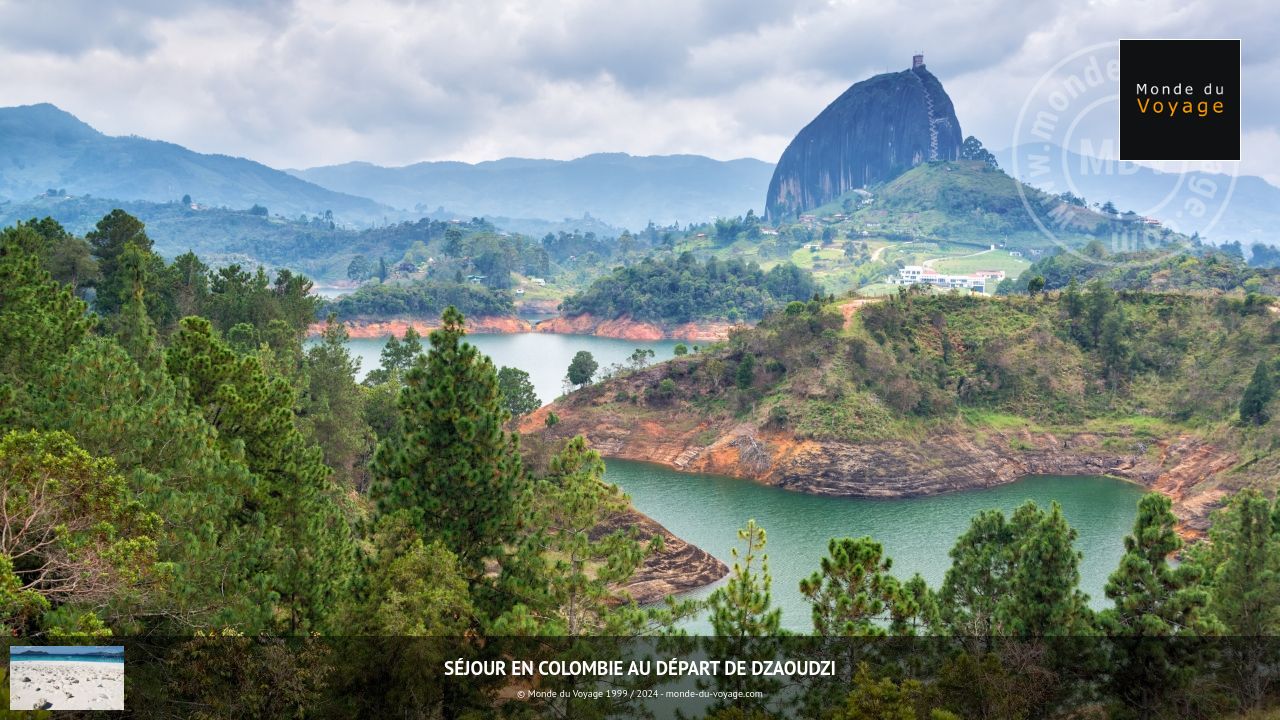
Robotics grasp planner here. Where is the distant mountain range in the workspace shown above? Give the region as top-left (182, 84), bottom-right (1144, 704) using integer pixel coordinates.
top-left (995, 144), bottom-right (1280, 250)
top-left (12, 648), bottom-right (123, 657)
top-left (289, 153), bottom-right (775, 231)
top-left (0, 104), bottom-right (392, 223)
top-left (0, 104), bottom-right (773, 232)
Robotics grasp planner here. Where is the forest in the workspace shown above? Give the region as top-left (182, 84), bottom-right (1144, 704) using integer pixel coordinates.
top-left (559, 252), bottom-right (821, 323)
top-left (6, 210), bottom-right (1280, 718)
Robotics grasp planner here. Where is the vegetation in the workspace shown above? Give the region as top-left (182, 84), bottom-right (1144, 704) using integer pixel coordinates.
top-left (327, 278), bottom-right (515, 320)
top-left (9, 208), bottom-right (1280, 717)
top-left (560, 252), bottom-right (820, 323)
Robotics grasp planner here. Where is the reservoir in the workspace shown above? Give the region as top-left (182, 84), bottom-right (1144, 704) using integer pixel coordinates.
top-left (339, 334), bottom-right (681, 406)
top-left (338, 332), bottom-right (1147, 633)
top-left (606, 460), bottom-right (1145, 633)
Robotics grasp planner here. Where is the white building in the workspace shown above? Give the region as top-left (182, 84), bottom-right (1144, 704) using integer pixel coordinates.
top-left (895, 265), bottom-right (1006, 294)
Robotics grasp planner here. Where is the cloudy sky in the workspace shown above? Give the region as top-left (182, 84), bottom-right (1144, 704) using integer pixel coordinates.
top-left (2, 0), bottom-right (1278, 182)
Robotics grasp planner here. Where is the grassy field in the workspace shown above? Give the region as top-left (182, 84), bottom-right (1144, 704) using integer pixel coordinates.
top-left (931, 249), bottom-right (1030, 276)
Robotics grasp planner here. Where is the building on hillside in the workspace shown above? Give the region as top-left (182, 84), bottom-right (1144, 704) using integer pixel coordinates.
top-left (894, 265), bottom-right (1005, 294)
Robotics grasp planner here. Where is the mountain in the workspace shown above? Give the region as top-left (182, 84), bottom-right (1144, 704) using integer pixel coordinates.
top-left (766, 59), bottom-right (963, 221)
top-left (0, 104), bottom-right (392, 223)
top-left (994, 143), bottom-right (1280, 250)
top-left (290, 153), bottom-right (775, 231)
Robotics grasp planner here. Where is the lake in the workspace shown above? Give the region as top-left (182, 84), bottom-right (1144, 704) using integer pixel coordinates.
top-left (338, 334), bottom-right (682, 406)
top-left (336, 332), bottom-right (1146, 633)
top-left (606, 460), bottom-right (1145, 633)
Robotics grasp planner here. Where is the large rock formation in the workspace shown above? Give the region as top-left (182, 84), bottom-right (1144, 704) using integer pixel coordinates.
top-left (765, 59), bottom-right (963, 220)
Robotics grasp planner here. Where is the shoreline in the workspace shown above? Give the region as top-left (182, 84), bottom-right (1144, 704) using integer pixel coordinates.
top-left (520, 393), bottom-right (1235, 541)
top-left (312, 314), bottom-right (740, 342)
top-left (10, 660), bottom-right (124, 711)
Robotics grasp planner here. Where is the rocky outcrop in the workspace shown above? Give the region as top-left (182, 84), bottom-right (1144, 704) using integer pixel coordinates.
top-left (315, 315), bottom-right (531, 338)
top-left (603, 508), bottom-right (728, 603)
top-left (766, 61), bottom-right (962, 220)
top-left (521, 401), bottom-right (1238, 541)
top-left (534, 314), bottom-right (742, 342)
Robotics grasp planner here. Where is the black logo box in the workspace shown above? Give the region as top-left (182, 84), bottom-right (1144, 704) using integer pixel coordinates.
top-left (1120, 39), bottom-right (1240, 161)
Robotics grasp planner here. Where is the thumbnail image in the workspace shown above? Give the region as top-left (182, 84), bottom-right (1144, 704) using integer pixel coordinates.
top-left (9, 646), bottom-right (124, 711)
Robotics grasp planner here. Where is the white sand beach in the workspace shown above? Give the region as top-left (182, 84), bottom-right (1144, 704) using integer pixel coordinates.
top-left (10, 661), bottom-right (124, 711)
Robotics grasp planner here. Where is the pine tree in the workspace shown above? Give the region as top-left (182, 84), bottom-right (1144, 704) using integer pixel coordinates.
top-left (167, 317), bottom-right (356, 632)
top-left (1100, 493), bottom-right (1218, 717)
top-left (112, 242), bottom-right (163, 371)
top-left (0, 226), bottom-right (95, 425)
top-left (86, 209), bottom-right (152, 315)
top-left (1194, 490), bottom-right (1280, 710)
top-left (370, 307), bottom-right (526, 570)
top-left (1102, 493), bottom-right (1213, 635)
top-left (707, 519), bottom-right (782, 638)
top-left (1202, 490), bottom-right (1280, 636)
top-left (801, 536), bottom-right (934, 636)
top-left (36, 336), bottom-right (272, 631)
top-left (1239, 360), bottom-right (1274, 425)
top-left (300, 315), bottom-right (375, 489)
top-left (939, 509), bottom-right (1017, 636)
top-left (996, 502), bottom-right (1093, 636)
top-left (494, 436), bottom-right (666, 635)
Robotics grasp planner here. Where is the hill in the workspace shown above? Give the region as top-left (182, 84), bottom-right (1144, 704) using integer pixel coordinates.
top-left (290, 153), bottom-right (775, 231)
top-left (995, 143), bottom-right (1280, 250)
top-left (524, 291), bottom-right (1280, 535)
top-left (0, 195), bottom-right (492, 282)
top-left (1007, 242), bottom-right (1280, 295)
top-left (0, 103), bottom-right (391, 223)
top-left (766, 60), bottom-right (962, 221)
top-left (802, 160), bottom-right (1156, 259)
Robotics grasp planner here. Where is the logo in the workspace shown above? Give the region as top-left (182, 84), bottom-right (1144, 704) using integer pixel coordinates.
top-left (1011, 41), bottom-right (1238, 266)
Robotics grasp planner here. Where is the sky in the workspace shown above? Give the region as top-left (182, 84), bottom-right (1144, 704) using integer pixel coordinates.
top-left (2, 0), bottom-right (1278, 183)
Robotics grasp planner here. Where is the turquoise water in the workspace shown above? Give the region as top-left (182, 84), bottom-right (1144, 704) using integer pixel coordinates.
top-left (334, 332), bottom-right (1146, 634)
top-left (604, 461), bottom-right (1147, 633)
top-left (338, 334), bottom-right (681, 406)
top-left (11, 656), bottom-right (124, 664)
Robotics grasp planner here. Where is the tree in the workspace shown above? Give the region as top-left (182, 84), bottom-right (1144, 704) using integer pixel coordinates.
top-left (996, 502), bottom-right (1093, 637)
top-left (628, 347), bottom-right (655, 370)
top-left (800, 536), bottom-right (937, 636)
top-left (939, 509), bottom-right (1016, 637)
top-left (497, 366), bottom-right (540, 417)
top-left (301, 315), bottom-right (375, 489)
top-left (1193, 490), bottom-right (1280, 709)
top-left (1027, 275), bottom-right (1046, 297)
top-left (347, 254), bottom-right (374, 282)
top-left (378, 256), bottom-right (388, 283)
top-left (1239, 360), bottom-right (1273, 425)
top-left (86, 209), bottom-right (152, 315)
top-left (370, 307), bottom-right (527, 571)
top-left (959, 136), bottom-right (998, 168)
top-left (499, 437), bottom-right (666, 635)
top-left (707, 519), bottom-right (782, 638)
top-left (0, 430), bottom-right (159, 631)
top-left (736, 353), bottom-right (756, 390)
top-left (1100, 493), bottom-right (1218, 717)
top-left (567, 350), bottom-right (598, 388)
top-left (379, 326), bottom-right (423, 376)
top-left (674, 343), bottom-right (689, 357)
top-left (166, 317), bottom-right (356, 632)
top-left (341, 512), bottom-right (473, 635)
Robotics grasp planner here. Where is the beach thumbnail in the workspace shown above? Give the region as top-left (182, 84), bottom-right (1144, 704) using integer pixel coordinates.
top-left (9, 646), bottom-right (124, 711)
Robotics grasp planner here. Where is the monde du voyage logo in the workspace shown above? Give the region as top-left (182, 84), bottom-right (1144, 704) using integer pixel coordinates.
top-left (1120, 39), bottom-right (1241, 161)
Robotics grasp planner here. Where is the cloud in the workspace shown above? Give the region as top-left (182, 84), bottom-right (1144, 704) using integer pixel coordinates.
top-left (0, 0), bottom-right (1276, 176)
